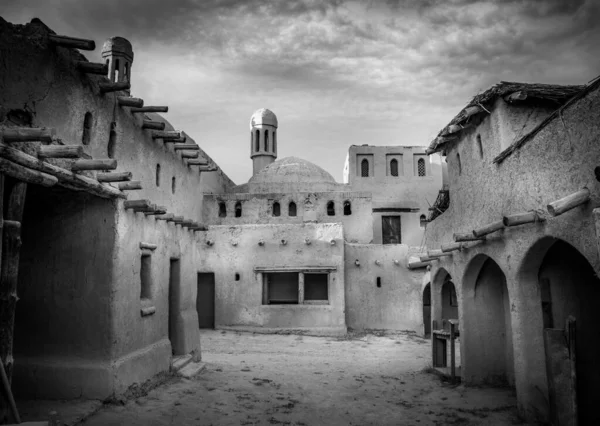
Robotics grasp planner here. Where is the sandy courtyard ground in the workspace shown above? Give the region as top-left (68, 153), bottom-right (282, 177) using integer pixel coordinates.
top-left (78, 330), bottom-right (528, 426)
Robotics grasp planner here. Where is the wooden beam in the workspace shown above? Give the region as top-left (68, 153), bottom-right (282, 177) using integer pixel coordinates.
top-left (129, 106), bottom-right (169, 113)
top-left (48, 34), bottom-right (95, 50)
top-left (0, 158), bottom-right (58, 187)
top-left (163, 137), bottom-right (186, 144)
top-left (453, 232), bottom-right (485, 242)
top-left (117, 97), bottom-right (144, 108)
top-left (139, 242), bottom-right (157, 251)
top-left (408, 260), bottom-right (431, 270)
top-left (441, 242), bottom-right (463, 253)
top-left (71, 159), bottom-right (117, 171)
top-left (173, 144), bottom-right (200, 151)
top-left (547, 188), bottom-right (590, 217)
top-left (198, 166), bottom-right (218, 172)
top-left (463, 105), bottom-right (483, 119)
top-left (503, 211), bottom-right (545, 227)
top-left (96, 172), bottom-right (132, 182)
top-left (191, 224), bottom-right (208, 231)
top-left (38, 145), bottom-right (84, 159)
top-left (118, 181), bottom-right (142, 191)
top-left (142, 120), bottom-right (165, 131)
top-left (186, 159), bottom-right (209, 166)
top-left (156, 213), bottom-right (174, 221)
top-left (442, 124), bottom-right (462, 135)
top-left (505, 91), bottom-right (527, 103)
top-left (124, 199), bottom-right (151, 210)
top-left (1, 127), bottom-right (55, 143)
top-left (472, 220), bottom-right (504, 238)
top-left (419, 255), bottom-right (435, 262)
top-left (98, 81), bottom-right (131, 93)
top-left (427, 249), bottom-right (453, 258)
top-left (182, 220), bottom-right (198, 228)
top-left (172, 216), bottom-right (184, 224)
top-left (180, 152), bottom-right (199, 159)
top-left (0, 144), bottom-right (125, 199)
top-left (145, 206), bottom-right (167, 215)
top-left (151, 131), bottom-right (184, 141)
top-left (76, 61), bottom-right (107, 75)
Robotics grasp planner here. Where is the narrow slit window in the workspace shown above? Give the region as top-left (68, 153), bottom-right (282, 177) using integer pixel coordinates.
top-left (327, 201), bottom-right (335, 216)
top-left (457, 153), bottom-right (462, 176)
top-left (255, 130), bottom-right (260, 152)
top-left (107, 122), bottom-right (117, 158)
top-left (171, 176), bottom-right (176, 194)
top-left (156, 164), bottom-right (161, 187)
top-left (418, 158), bottom-right (426, 176)
top-left (343, 200), bottom-right (352, 216)
top-left (273, 201), bottom-right (281, 217)
top-left (420, 214), bottom-right (427, 228)
top-left (265, 130), bottom-right (269, 152)
top-left (390, 159), bottom-right (398, 176)
top-left (288, 201), bottom-right (297, 217)
top-left (273, 132), bottom-right (277, 153)
top-left (82, 112), bottom-right (93, 145)
top-left (124, 62), bottom-right (129, 81)
top-left (114, 59), bottom-right (120, 81)
top-left (235, 202), bottom-right (242, 218)
top-left (218, 202), bottom-right (227, 218)
top-left (361, 159), bottom-right (369, 177)
top-left (477, 134), bottom-right (483, 158)
top-left (140, 255), bottom-right (152, 300)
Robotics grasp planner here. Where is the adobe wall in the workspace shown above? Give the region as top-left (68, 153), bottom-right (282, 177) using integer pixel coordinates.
top-left (424, 86), bottom-right (600, 422)
top-left (199, 223), bottom-right (346, 335)
top-left (344, 244), bottom-right (425, 332)
top-left (203, 192), bottom-right (373, 243)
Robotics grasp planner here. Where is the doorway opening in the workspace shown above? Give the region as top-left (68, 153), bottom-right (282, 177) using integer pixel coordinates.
top-left (197, 273), bottom-right (215, 329)
top-left (168, 258), bottom-right (182, 355)
top-left (423, 283), bottom-right (431, 336)
top-left (382, 215), bottom-right (401, 244)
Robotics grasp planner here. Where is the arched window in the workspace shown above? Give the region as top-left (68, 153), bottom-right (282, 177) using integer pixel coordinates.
top-left (476, 134), bottom-right (483, 158)
top-left (420, 214), bottom-right (427, 228)
top-left (288, 201), bottom-right (297, 217)
top-left (218, 202), bottom-right (227, 218)
top-left (390, 159), bottom-right (398, 177)
top-left (361, 159), bottom-right (369, 177)
top-left (156, 164), bottom-right (161, 187)
top-left (171, 176), bottom-right (176, 194)
top-left (273, 132), bottom-right (277, 153)
top-left (114, 59), bottom-right (120, 81)
top-left (327, 201), bottom-right (335, 216)
top-left (417, 158), bottom-right (426, 176)
top-left (457, 153), bottom-right (462, 175)
top-left (235, 202), bottom-right (242, 218)
top-left (255, 129), bottom-right (260, 152)
top-left (273, 201), bottom-right (281, 217)
top-left (82, 112), bottom-right (93, 145)
top-left (107, 122), bottom-right (117, 159)
top-left (123, 62), bottom-right (129, 81)
top-left (343, 200), bottom-right (352, 216)
top-left (265, 130), bottom-right (269, 152)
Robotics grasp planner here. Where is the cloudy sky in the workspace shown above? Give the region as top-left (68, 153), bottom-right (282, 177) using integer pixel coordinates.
top-left (4, 0), bottom-right (600, 184)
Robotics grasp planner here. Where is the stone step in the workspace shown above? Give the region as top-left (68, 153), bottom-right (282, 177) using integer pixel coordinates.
top-left (171, 354), bottom-right (193, 372)
top-left (178, 362), bottom-right (206, 379)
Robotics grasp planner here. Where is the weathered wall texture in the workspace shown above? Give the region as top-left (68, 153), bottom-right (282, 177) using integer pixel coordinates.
top-left (424, 85), bottom-right (600, 422)
top-left (344, 146), bottom-right (444, 245)
top-left (199, 223), bottom-right (346, 335)
top-left (203, 192), bottom-right (373, 243)
top-left (344, 244), bottom-right (425, 331)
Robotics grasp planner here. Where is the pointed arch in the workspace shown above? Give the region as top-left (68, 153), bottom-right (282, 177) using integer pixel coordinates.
top-left (218, 202), bottom-right (227, 218)
top-left (82, 112), bottom-right (93, 145)
top-left (390, 158), bottom-right (399, 176)
top-left (235, 201), bottom-right (242, 218)
top-left (361, 159), bottom-right (369, 177)
top-left (417, 158), bottom-right (426, 176)
top-left (343, 200), bottom-right (351, 216)
top-left (272, 201), bottom-right (281, 217)
top-left (288, 201), bottom-right (297, 217)
top-left (327, 201), bottom-right (335, 216)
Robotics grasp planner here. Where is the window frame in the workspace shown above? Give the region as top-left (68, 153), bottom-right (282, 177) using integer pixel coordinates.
top-left (261, 270), bottom-right (331, 306)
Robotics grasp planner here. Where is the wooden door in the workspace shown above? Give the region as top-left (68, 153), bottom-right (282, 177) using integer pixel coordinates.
top-left (382, 216), bottom-right (401, 244)
top-left (197, 273), bottom-right (215, 329)
top-left (423, 284), bottom-right (431, 336)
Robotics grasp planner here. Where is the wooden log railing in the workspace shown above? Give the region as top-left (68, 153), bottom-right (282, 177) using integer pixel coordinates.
top-left (453, 232), bottom-right (485, 242)
top-left (118, 181), bottom-right (142, 191)
top-left (142, 120), bottom-right (165, 131)
top-left (173, 144), bottom-right (200, 151)
top-left (117, 97), bottom-right (144, 108)
top-left (96, 172), bottom-right (132, 182)
top-left (48, 34), bottom-right (95, 50)
top-left (547, 188), bottom-right (590, 217)
top-left (472, 220), bottom-right (504, 238)
top-left (76, 61), bottom-right (108, 75)
top-left (72, 159), bottom-right (117, 172)
top-left (99, 82), bottom-right (131, 93)
top-left (130, 106), bottom-right (169, 114)
top-left (503, 211), bottom-right (545, 227)
top-left (38, 145), bottom-right (84, 159)
top-left (1, 127), bottom-right (55, 143)
top-left (0, 144), bottom-right (125, 199)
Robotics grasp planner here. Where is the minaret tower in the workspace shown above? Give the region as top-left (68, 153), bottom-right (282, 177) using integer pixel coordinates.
top-left (101, 37), bottom-right (134, 94)
top-left (250, 108), bottom-right (278, 175)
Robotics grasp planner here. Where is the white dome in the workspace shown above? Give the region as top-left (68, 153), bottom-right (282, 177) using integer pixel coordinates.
top-left (250, 108), bottom-right (278, 129)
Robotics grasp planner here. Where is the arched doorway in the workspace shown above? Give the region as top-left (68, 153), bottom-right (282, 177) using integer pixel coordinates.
top-left (441, 276), bottom-right (458, 321)
top-left (423, 283), bottom-right (431, 336)
top-left (431, 269), bottom-right (460, 377)
top-left (462, 255), bottom-right (514, 386)
top-left (538, 240), bottom-right (600, 424)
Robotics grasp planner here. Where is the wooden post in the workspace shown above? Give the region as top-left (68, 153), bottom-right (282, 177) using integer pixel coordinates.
top-left (142, 121), bottom-right (165, 131)
top-left (117, 97), bottom-right (144, 108)
top-left (124, 199), bottom-right (150, 210)
top-left (0, 158), bottom-right (58, 187)
top-left (441, 242), bottom-right (463, 253)
top-left (1, 127), bottom-right (55, 143)
top-left (151, 131), bottom-right (183, 140)
top-left (38, 145), bottom-right (84, 159)
top-left (173, 144), bottom-right (200, 151)
top-left (71, 159), bottom-right (117, 171)
top-left (98, 82), bottom-right (131, 93)
top-left (180, 152), bottom-right (199, 159)
top-left (472, 220), bottom-right (504, 238)
top-left (130, 106), bottom-right (168, 113)
top-left (547, 188), bottom-right (590, 216)
top-left (96, 172), bottom-right (132, 182)
top-left (186, 159), bottom-right (209, 166)
top-left (76, 61), bottom-right (108, 75)
top-left (0, 181), bottom-right (27, 394)
top-left (118, 181), bottom-right (142, 191)
top-left (48, 34), bottom-right (95, 50)
top-left (453, 232), bottom-right (486, 242)
top-left (502, 211), bottom-right (545, 227)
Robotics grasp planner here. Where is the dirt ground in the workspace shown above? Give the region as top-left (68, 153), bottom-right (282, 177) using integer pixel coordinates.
top-left (77, 330), bottom-right (529, 426)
